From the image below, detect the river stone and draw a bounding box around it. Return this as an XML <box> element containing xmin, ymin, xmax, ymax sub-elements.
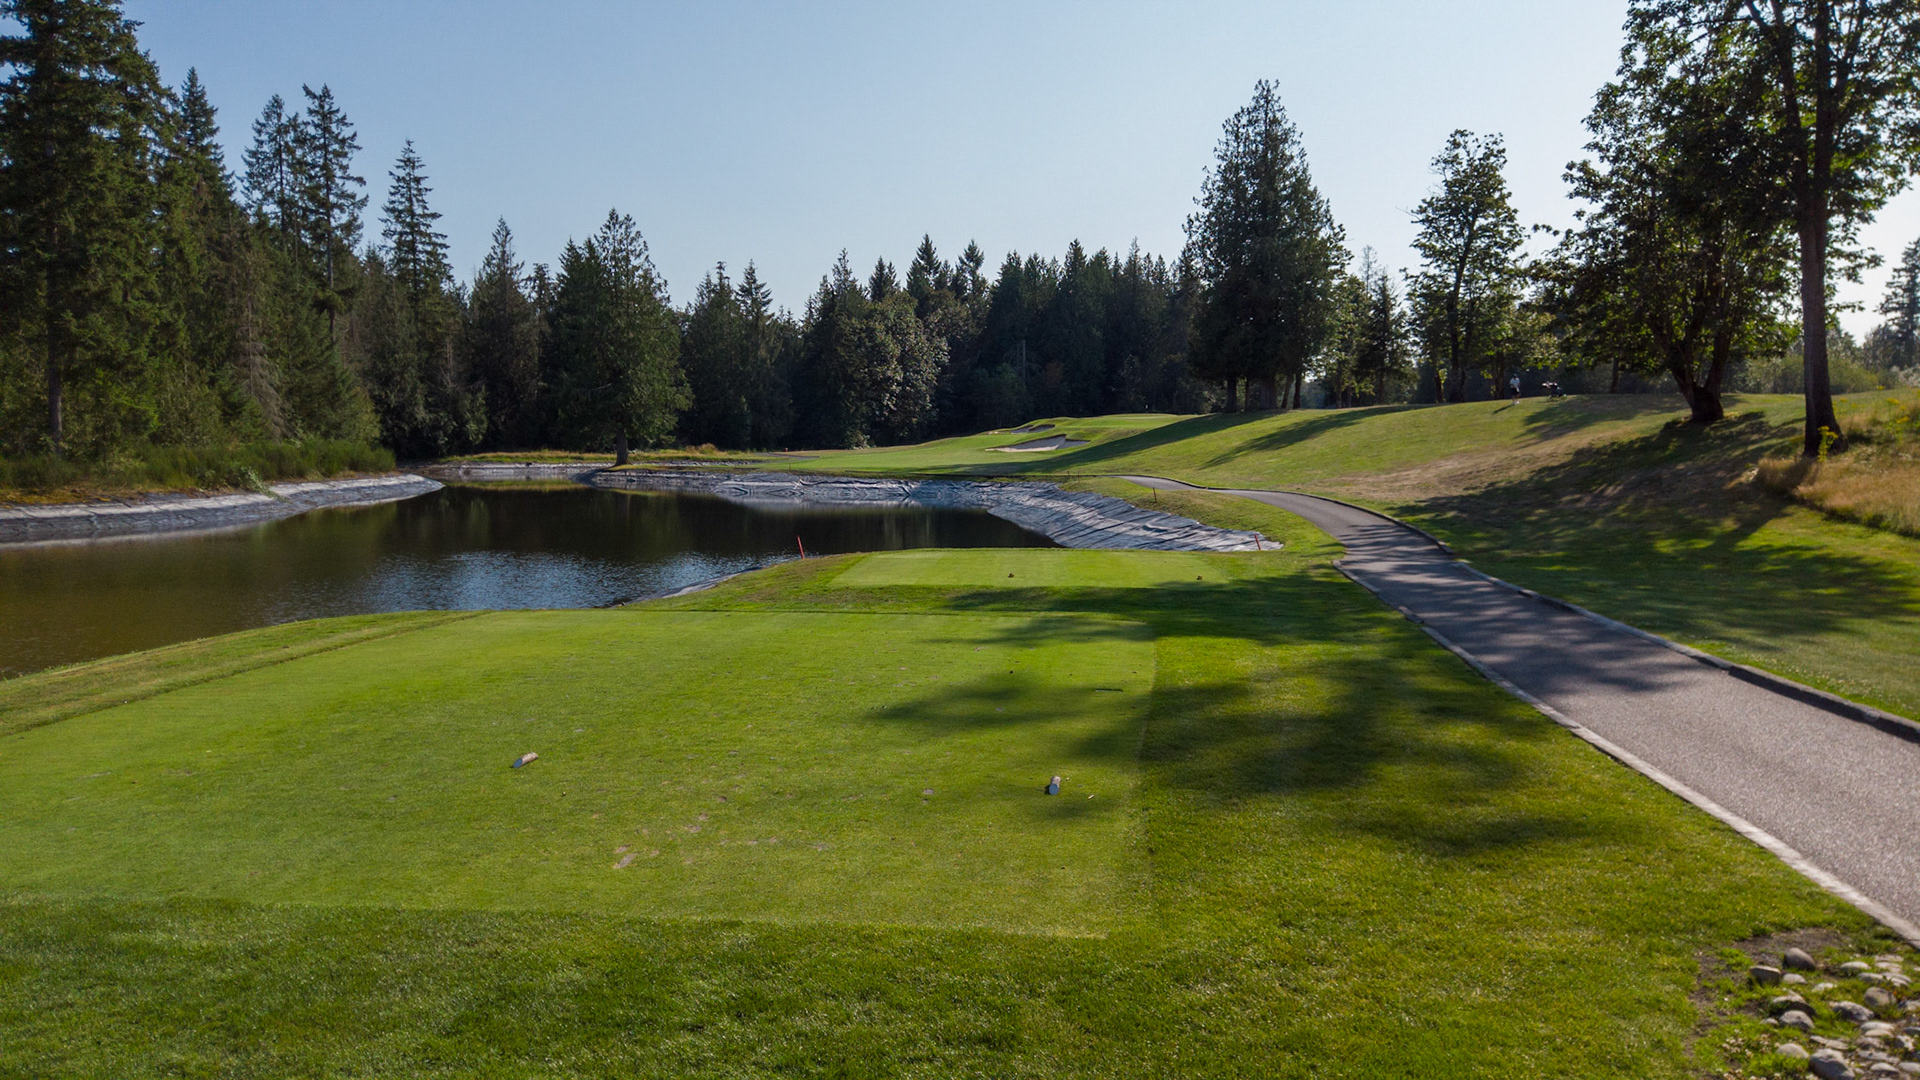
<box><xmin>1753</xmin><ymin>965</ymin><xmax>1786</xmax><ymax>985</ymax></box>
<box><xmin>1835</xmin><ymin>1001</ymin><xmax>1876</xmax><ymax>1022</ymax></box>
<box><xmin>1810</xmin><ymin>1048</ymin><xmax>1856</xmax><ymax>1080</ymax></box>
<box><xmin>1786</xmin><ymin>973</ymin><xmax>1810</xmax><ymax>985</ymax></box>
<box><xmin>1786</xmin><ymin>948</ymin><xmax>1820</xmax><ymax>971</ymax></box>
<box><xmin>1898</xmin><ymin>1063</ymin><xmax>1920</xmax><ymax>1076</ymax></box>
<box><xmin>1846</xmin><ymin>962</ymin><xmax>1876</xmax><ymax>976</ymax></box>
<box><xmin>1772</xmin><ymin>994</ymin><xmax>1811</xmax><ymax>1014</ymax></box>
<box><xmin>1867</xmin><ymin>987</ymin><xmax>1896</xmax><ymax>1010</ymax></box>
<box><xmin>1782</xmin><ymin>1010</ymin><xmax>1817</xmax><ymax>1032</ymax></box>
<box><xmin>1779</xmin><ymin>1042</ymin><xmax>1811</xmax><ymax>1060</ymax></box>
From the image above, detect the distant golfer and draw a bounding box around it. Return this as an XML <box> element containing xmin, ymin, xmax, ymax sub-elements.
<box><xmin>1509</xmin><ymin>375</ymin><xmax>1522</xmax><ymax>401</ymax></box>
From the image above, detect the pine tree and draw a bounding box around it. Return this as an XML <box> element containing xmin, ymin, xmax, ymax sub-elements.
<box><xmin>679</xmin><ymin>264</ymin><xmax>752</xmax><ymax>447</ymax></box>
<box><xmin>1881</xmin><ymin>239</ymin><xmax>1920</xmax><ymax>371</ymax></box>
<box><xmin>547</xmin><ymin>211</ymin><xmax>686</xmax><ymax>461</ymax></box>
<box><xmin>243</xmin><ymin>94</ymin><xmax>301</xmax><ymax>246</ymax></box>
<box><xmin>294</xmin><ymin>84</ymin><xmax>366</xmax><ymax>344</ymax></box>
<box><xmin>868</xmin><ymin>258</ymin><xmax>900</xmax><ymax>302</ymax></box>
<box><xmin>1185</xmin><ymin>80</ymin><xmax>1347</xmax><ymax>411</ymax></box>
<box><xmin>381</xmin><ymin>140</ymin><xmax>450</xmax><ymax>309</ymax></box>
<box><xmin>152</xmin><ymin>67</ymin><xmax>251</xmax><ymax>443</ymax></box>
<box><xmin>465</xmin><ymin>219</ymin><xmax>544</xmax><ymax>448</ymax></box>
<box><xmin>0</xmin><ymin>0</ymin><xmax>168</xmax><ymax>456</ymax></box>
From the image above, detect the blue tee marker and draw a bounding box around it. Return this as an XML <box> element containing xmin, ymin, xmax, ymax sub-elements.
<box><xmin>1046</xmin><ymin>775</ymin><xmax>1061</xmax><ymax>795</ymax></box>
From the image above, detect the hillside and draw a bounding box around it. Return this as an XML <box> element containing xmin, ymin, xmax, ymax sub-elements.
<box><xmin>794</xmin><ymin>392</ymin><xmax>1920</xmax><ymax>720</ymax></box>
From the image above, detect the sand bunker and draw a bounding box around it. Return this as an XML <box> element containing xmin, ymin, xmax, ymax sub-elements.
<box><xmin>990</xmin><ymin>435</ymin><xmax>1090</xmax><ymax>452</ymax></box>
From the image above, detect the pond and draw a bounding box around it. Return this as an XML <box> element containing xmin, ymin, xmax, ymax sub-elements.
<box><xmin>0</xmin><ymin>483</ymin><xmax>1053</xmax><ymax>677</ymax></box>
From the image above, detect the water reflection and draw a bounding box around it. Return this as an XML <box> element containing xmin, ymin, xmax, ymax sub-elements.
<box><xmin>0</xmin><ymin>483</ymin><xmax>1052</xmax><ymax>676</ymax></box>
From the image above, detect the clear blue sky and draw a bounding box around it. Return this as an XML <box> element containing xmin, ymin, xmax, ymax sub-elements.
<box><xmin>125</xmin><ymin>0</ymin><xmax>1917</xmax><ymax>333</ymax></box>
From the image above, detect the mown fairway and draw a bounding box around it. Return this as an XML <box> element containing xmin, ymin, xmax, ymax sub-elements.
<box><xmin>791</xmin><ymin>392</ymin><xmax>1920</xmax><ymax>720</ymax></box>
<box><xmin>0</xmin><ymin>491</ymin><xmax>1894</xmax><ymax>1078</ymax></box>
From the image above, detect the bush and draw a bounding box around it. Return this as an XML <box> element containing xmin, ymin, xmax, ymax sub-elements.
<box><xmin>0</xmin><ymin>440</ymin><xmax>396</xmax><ymax>499</ymax></box>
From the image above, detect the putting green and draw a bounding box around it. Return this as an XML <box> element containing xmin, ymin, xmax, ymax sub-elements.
<box><xmin>834</xmin><ymin>548</ymin><xmax>1224</xmax><ymax>589</ymax></box>
<box><xmin>0</xmin><ymin>609</ymin><xmax>1154</xmax><ymax>935</ymax></box>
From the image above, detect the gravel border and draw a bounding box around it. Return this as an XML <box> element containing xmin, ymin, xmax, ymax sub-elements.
<box><xmin>0</xmin><ymin>474</ymin><xmax>443</xmax><ymax>545</ymax></box>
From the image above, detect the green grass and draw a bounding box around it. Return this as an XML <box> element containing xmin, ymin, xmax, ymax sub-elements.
<box><xmin>2</xmin><ymin>610</ymin><xmax>1150</xmax><ymax>935</ymax></box>
<box><xmin>1</xmin><ymin>492</ymin><xmax>1902</xmax><ymax>1077</ymax></box>
<box><xmin>796</xmin><ymin>392</ymin><xmax>1920</xmax><ymax>721</ymax></box>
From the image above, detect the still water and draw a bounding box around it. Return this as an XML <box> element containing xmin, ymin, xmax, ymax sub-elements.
<box><xmin>0</xmin><ymin>483</ymin><xmax>1052</xmax><ymax>677</ymax></box>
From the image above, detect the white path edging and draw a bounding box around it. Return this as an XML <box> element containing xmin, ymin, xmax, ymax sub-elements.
<box><xmin>592</xmin><ymin>470</ymin><xmax>1269</xmax><ymax>552</ymax></box>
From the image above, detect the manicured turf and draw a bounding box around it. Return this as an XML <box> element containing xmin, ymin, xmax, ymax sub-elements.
<box><xmin>798</xmin><ymin>392</ymin><xmax>1920</xmax><ymax>720</ymax></box>
<box><xmin>2</xmin><ymin>493</ymin><xmax>1903</xmax><ymax>1077</ymax></box>
<box><xmin>1</xmin><ymin>609</ymin><xmax>1152</xmax><ymax>934</ymax></box>
<box><xmin>833</xmin><ymin>548</ymin><xmax>1218</xmax><ymax>589</ymax></box>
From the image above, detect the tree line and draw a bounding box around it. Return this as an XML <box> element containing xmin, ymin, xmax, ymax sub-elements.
<box><xmin>4</xmin><ymin>0</ymin><xmax>1917</xmax><ymax>466</ymax></box>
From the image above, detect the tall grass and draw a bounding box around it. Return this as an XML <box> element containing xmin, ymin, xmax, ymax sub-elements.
<box><xmin>0</xmin><ymin>440</ymin><xmax>396</xmax><ymax>500</ymax></box>
<box><xmin>1756</xmin><ymin>392</ymin><xmax>1920</xmax><ymax>536</ymax></box>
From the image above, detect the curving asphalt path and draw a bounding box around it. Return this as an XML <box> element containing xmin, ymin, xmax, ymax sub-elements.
<box><xmin>1120</xmin><ymin>475</ymin><xmax>1920</xmax><ymax>944</ymax></box>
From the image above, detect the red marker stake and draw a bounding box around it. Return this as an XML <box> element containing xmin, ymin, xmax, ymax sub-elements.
<box><xmin>797</xmin><ymin>536</ymin><xmax>806</xmax><ymax>558</ymax></box>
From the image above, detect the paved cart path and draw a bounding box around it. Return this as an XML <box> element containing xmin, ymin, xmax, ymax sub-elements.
<box><xmin>1121</xmin><ymin>475</ymin><xmax>1920</xmax><ymax>942</ymax></box>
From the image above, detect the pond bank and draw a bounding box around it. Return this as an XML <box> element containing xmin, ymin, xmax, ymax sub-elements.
<box><xmin>592</xmin><ymin>469</ymin><xmax>1267</xmax><ymax>551</ymax></box>
<box><xmin>0</xmin><ymin>474</ymin><xmax>442</xmax><ymax>545</ymax></box>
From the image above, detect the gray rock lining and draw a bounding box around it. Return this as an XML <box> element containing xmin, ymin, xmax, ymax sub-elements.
<box><xmin>416</xmin><ymin>462</ymin><xmax>609</xmax><ymax>482</ymax></box>
<box><xmin>0</xmin><ymin>474</ymin><xmax>442</xmax><ymax>545</ymax></box>
<box><xmin>590</xmin><ymin>469</ymin><xmax>1267</xmax><ymax>552</ymax></box>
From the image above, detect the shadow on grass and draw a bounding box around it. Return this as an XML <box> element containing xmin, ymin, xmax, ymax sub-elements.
<box><xmin>843</xmin><ymin>573</ymin><xmax>1619</xmax><ymax>860</ymax></box>
<box><xmin>1514</xmin><ymin>393</ymin><xmax>1693</xmax><ymax>441</ymax></box>
<box><xmin>1405</xmin><ymin>412</ymin><xmax>1920</xmax><ymax>647</ymax></box>
<box><xmin>1198</xmin><ymin>406</ymin><xmax>1409</xmax><ymax>468</ymax></box>
<box><xmin>1000</xmin><ymin>412</ymin><xmax>1275</xmax><ymax>475</ymax></box>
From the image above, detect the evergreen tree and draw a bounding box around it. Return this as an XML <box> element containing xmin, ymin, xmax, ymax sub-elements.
<box><xmin>906</xmin><ymin>235</ymin><xmax>951</xmax><ymax>316</ymax></box>
<box><xmin>381</xmin><ymin>140</ymin><xmax>450</xmax><ymax>309</ymax></box>
<box><xmin>735</xmin><ymin>262</ymin><xmax>795</xmax><ymax>447</ymax></box>
<box><xmin>243</xmin><ymin>94</ymin><xmax>301</xmax><ymax>249</ymax></box>
<box><xmin>294</xmin><ymin>84</ymin><xmax>366</xmax><ymax>344</ymax></box>
<box><xmin>151</xmin><ymin>67</ymin><xmax>249</xmax><ymax>444</ymax></box>
<box><xmin>1407</xmin><ymin>131</ymin><xmax>1525</xmax><ymax>403</ymax></box>
<box><xmin>1880</xmin><ymin>238</ymin><xmax>1920</xmax><ymax>371</ymax></box>
<box><xmin>0</xmin><ymin>0</ymin><xmax>168</xmax><ymax>456</ymax></box>
<box><xmin>465</xmin><ymin>219</ymin><xmax>544</xmax><ymax>448</ymax></box>
<box><xmin>868</xmin><ymin>257</ymin><xmax>900</xmax><ymax>302</ymax></box>
<box><xmin>1185</xmin><ymin>80</ymin><xmax>1347</xmax><ymax>411</ymax></box>
<box><xmin>679</xmin><ymin>263</ymin><xmax>752</xmax><ymax>447</ymax></box>
<box><xmin>547</xmin><ymin>210</ymin><xmax>686</xmax><ymax>461</ymax></box>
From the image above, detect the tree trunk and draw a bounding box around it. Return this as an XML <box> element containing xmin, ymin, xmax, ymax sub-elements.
<box><xmin>1252</xmin><ymin>374</ymin><xmax>1275</xmax><ymax>410</ymax></box>
<box><xmin>1224</xmin><ymin>377</ymin><xmax>1239</xmax><ymax>413</ymax></box>
<box><xmin>1291</xmin><ymin>374</ymin><xmax>1303</xmax><ymax>409</ymax></box>
<box><xmin>45</xmin><ymin>347</ymin><xmax>63</xmax><ymax>458</ymax></box>
<box><xmin>614</xmin><ymin>432</ymin><xmax>630</xmax><ymax>466</ymax></box>
<box><xmin>1797</xmin><ymin>212</ymin><xmax>1843</xmax><ymax>455</ymax></box>
<box><xmin>1609</xmin><ymin>355</ymin><xmax>1621</xmax><ymax>393</ymax></box>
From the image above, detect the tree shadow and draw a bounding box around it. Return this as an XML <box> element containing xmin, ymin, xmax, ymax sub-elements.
<box><xmin>1196</xmin><ymin>407</ymin><xmax>1394</xmax><ymax>467</ymax></box>
<box><xmin>1000</xmin><ymin>412</ymin><xmax>1275</xmax><ymax>475</ymax></box>
<box><xmin>1513</xmin><ymin>393</ymin><xmax>1698</xmax><ymax>441</ymax></box>
<box><xmin>1404</xmin><ymin>413</ymin><xmax>1920</xmax><ymax>647</ymax></box>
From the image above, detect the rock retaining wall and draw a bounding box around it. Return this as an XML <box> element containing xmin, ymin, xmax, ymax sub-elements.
<box><xmin>591</xmin><ymin>470</ymin><xmax>1267</xmax><ymax>552</ymax></box>
<box><xmin>0</xmin><ymin>474</ymin><xmax>443</xmax><ymax>545</ymax></box>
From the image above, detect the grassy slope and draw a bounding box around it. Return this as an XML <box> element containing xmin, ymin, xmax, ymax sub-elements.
<box><xmin>1</xmin><ymin>494</ymin><xmax>1897</xmax><ymax>1077</ymax></box>
<box><xmin>797</xmin><ymin>392</ymin><xmax>1920</xmax><ymax>720</ymax></box>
